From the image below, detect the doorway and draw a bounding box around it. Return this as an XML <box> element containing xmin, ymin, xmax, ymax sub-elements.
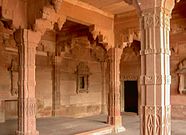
<box><xmin>124</xmin><ymin>81</ymin><xmax>138</xmax><ymax>114</ymax></box>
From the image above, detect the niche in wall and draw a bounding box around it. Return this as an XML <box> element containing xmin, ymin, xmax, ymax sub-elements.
<box><xmin>177</xmin><ymin>59</ymin><xmax>186</xmax><ymax>94</ymax></box>
<box><xmin>75</xmin><ymin>62</ymin><xmax>91</xmax><ymax>93</ymax></box>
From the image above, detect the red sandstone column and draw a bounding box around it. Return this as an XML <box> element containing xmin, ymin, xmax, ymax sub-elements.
<box><xmin>52</xmin><ymin>56</ymin><xmax>61</xmax><ymax>116</ymax></box>
<box><xmin>15</xmin><ymin>29</ymin><xmax>41</xmax><ymax>135</ymax></box>
<box><xmin>107</xmin><ymin>47</ymin><xmax>125</xmax><ymax>133</ymax></box>
<box><xmin>100</xmin><ymin>61</ymin><xmax>107</xmax><ymax>114</ymax></box>
<box><xmin>135</xmin><ymin>0</ymin><xmax>176</xmax><ymax>134</ymax></box>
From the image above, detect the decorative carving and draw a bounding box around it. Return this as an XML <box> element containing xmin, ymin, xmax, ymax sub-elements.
<box><xmin>34</xmin><ymin>6</ymin><xmax>66</xmax><ymax>34</ymax></box>
<box><xmin>122</xmin><ymin>75</ymin><xmax>138</xmax><ymax>81</ymax></box>
<box><xmin>8</xmin><ymin>58</ymin><xmax>18</xmax><ymax>96</ymax></box>
<box><xmin>165</xmin><ymin>105</ymin><xmax>171</xmax><ymax>135</ymax></box>
<box><xmin>140</xmin><ymin>75</ymin><xmax>145</xmax><ymax>85</ymax></box>
<box><xmin>171</xmin><ymin>24</ymin><xmax>186</xmax><ymax>34</ymax></box>
<box><xmin>145</xmin><ymin>15</ymin><xmax>153</xmax><ymax>27</ymax></box>
<box><xmin>141</xmin><ymin>75</ymin><xmax>171</xmax><ymax>85</ymax></box>
<box><xmin>145</xmin><ymin>75</ymin><xmax>154</xmax><ymax>84</ymax></box>
<box><xmin>75</xmin><ymin>62</ymin><xmax>91</xmax><ymax>94</ymax></box>
<box><xmin>177</xmin><ymin>59</ymin><xmax>186</xmax><ymax>94</ymax></box>
<box><xmin>91</xmin><ymin>45</ymin><xmax>107</xmax><ymax>62</ymax></box>
<box><xmin>142</xmin><ymin>105</ymin><xmax>170</xmax><ymax>135</ymax></box>
<box><xmin>51</xmin><ymin>0</ymin><xmax>63</xmax><ymax>12</ymax></box>
<box><xmin>116</xmin><ymin>28</ymin><xmax>141</xmax><ymax>49</ymax></box>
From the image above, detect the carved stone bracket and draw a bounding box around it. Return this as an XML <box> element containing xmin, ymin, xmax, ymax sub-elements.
<box><xmin>51</xmin><ymin>0</ymin><xmax>63</xmax><ymax>12</ymax></box>
<box><xmin>34</xmin><ymin>5</ymin><xmax>66</xmax><ymax>34</ymax></box>
<box><xmin>89</xmin><ymin>25</ymin><xmax>112</xmax><ymax>50</ymax></box>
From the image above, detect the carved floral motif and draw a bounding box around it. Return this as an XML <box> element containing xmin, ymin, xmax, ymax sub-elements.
<box><xmin>141</xmin><ymin>105</ymin><xmax>170</xmax><ymax>135</ymax></box>
<box><xmin>8</xmin><ymin>58</ymin><xmax>18</xmax><ymax>96</ymax></box>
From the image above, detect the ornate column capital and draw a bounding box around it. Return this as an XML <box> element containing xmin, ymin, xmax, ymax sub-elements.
<box><xmin>124</xmin><ymin>0</ymin><xmax>179</xmax><ymax>16</ymax></box>
<box><xmin>107</xmin><ymin>47</ymin><xmax>123</xmax><ymax>62</ymax></box>
<box><xmin>14</xmin><ymin>29</ymin><xmax>41</xmax><ymax>47</ymax></box>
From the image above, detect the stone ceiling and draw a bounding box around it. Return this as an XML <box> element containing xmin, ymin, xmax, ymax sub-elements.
<box><xmin>78</xmin><ymin>0</ymin><xmax>135</xmax><ymax>14</ymax></box>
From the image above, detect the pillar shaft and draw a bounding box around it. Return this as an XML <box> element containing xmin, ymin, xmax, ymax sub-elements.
<box><xmin>52</xmin><ymin>56</ymin><xmax>61</xmax><ymax>116</ymax></box>
<box><xmin>15</xmin><ymin>29</ymin><xmax>41</xmax><ymax>135</ymax></box>
<box><xmin>100</xmin><ymin>61</ymin><xmax>107</xmax><ymax>114</ymax></box>
<box><xmin>107</xmin><ymin>48</ymin><xmax>125</xmax><ymax>132</ymax></box>
<box><xmin>0</xmin><ymin>100</ymin><xmax>5</xmax><ymax>123</ymax></box>
<box><xmin>139</xmin><ymin>6</ymin><xmax>172</xmax><ymax>135</ymax></box>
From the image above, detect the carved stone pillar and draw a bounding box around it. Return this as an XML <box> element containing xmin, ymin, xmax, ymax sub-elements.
<box><xmin>0</xmin><ymin>100</ymin><xmax>5</xmax><ymax>123</ymax></box>
<box><xmin>100</xmin><ymin>61</ymin><xmax>107</xmax><ymax>114</ymax></box>
<box><xmin>137</xmin><ymin>0</ymin><xmax>176</xmax><ymax>134</ymax></box>
<box><xmin>15</xmin><ymin>29</ymin><xmax>41</xmax><ymax>135</ymax></box>
<box><xmin>52</xmin><ymin>56</ymin><xmax>61</xmax><ymax>116</ymax></box>
<box><xmin>107</xmin><ymin>48</ymin><xmax>125</xmax><ymax>133</ymax></box>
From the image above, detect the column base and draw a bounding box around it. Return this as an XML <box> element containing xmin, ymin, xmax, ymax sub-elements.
<box><xmin>101</xmin><ymin>104</ymin><xmax>107</xmax><ymax>114</ymax></box>
<box><xmin>107</xmin><ymin>115</ymin><xmax>125</xmax><ymax>133</ymax></box>
<box><xmin>52</xmin><ymin>108</ymin><xmax>62</xmax><ymax>117</ymax></box>
<box><xmin>16</xmin><ymin>130</ymin><xmax>39</xmax><ymax>135</ymax></box>
<box><xmin>107</xmin><ymin>115</ymin><xmax>122</xmax><ymax>125</ymax></box>
<box><xmin>0</xmin><ymin>112</ymin><xmax>5</xmax><ymax>123</ymax></box>
<box><xmin>112</xmin><ymin>125</ymin><xmax>126</xmax><ymax>133</ymax></box>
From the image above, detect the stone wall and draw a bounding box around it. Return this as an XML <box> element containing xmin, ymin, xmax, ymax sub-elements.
<box><xmin>170</xmin><ymin>2</ymin><xmax>186</xmax><ymax>119</ymax></box>
<box><xmin>0</xmin><ymin>27</ymin><xmax>105</xmax><ymax>121</ymax></box>
<box><xmin>35</xmin><ymin>53</ymin><xmax>103</xmax><ymax>118</ymax></box>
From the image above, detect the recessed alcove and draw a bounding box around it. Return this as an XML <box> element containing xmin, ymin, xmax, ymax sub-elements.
<box><xmin>177</xmin><ymin>59</ymin><xmax>186</xmax><ymax>94</ymax></box>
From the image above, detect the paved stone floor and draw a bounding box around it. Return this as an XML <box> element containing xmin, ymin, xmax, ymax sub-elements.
<box><xmin>0</xmin><ymin>114</ymin><xmax>186</xmax><ymax>135</ymax></box>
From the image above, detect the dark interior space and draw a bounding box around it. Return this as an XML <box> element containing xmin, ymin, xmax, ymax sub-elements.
<box><xmin>124</xmin><ymin>81</ymin><xmax>138</xmax><ymax>114</ymax></box>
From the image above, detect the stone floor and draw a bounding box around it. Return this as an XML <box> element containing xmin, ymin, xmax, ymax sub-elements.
<box><xmin>0</xmin><ymin>114</ymin><xmax>186</xmax><ymax>135</ymax></box>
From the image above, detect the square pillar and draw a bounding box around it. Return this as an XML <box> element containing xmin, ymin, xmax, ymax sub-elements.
<box><xmin>137</xmin><ymin>1</ymin><xmax>176</xmax><ymax>134</ymax></box>
<box><xmin>0</xmin><ymin>100</ymin><xmax>5</xmax><ymax>123</ymax></box>
<box><xmin>107</xmin><ymin>48</ymin><xmax>125</xmax><ymax>133</ymax></box>
<box><xmin>100</xmin><ymin>61</ymin><xmax>107</xmax><ymax>114</ymax></box>
<box><xmin>52</xmin><ymin>56</ymin><xmax>61</xmax><ymax>116</ymax></box>
<box><xmin>15</xmin><ymin>29</ymin><xmax>41</xmax><ymax>135</ymax></box>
